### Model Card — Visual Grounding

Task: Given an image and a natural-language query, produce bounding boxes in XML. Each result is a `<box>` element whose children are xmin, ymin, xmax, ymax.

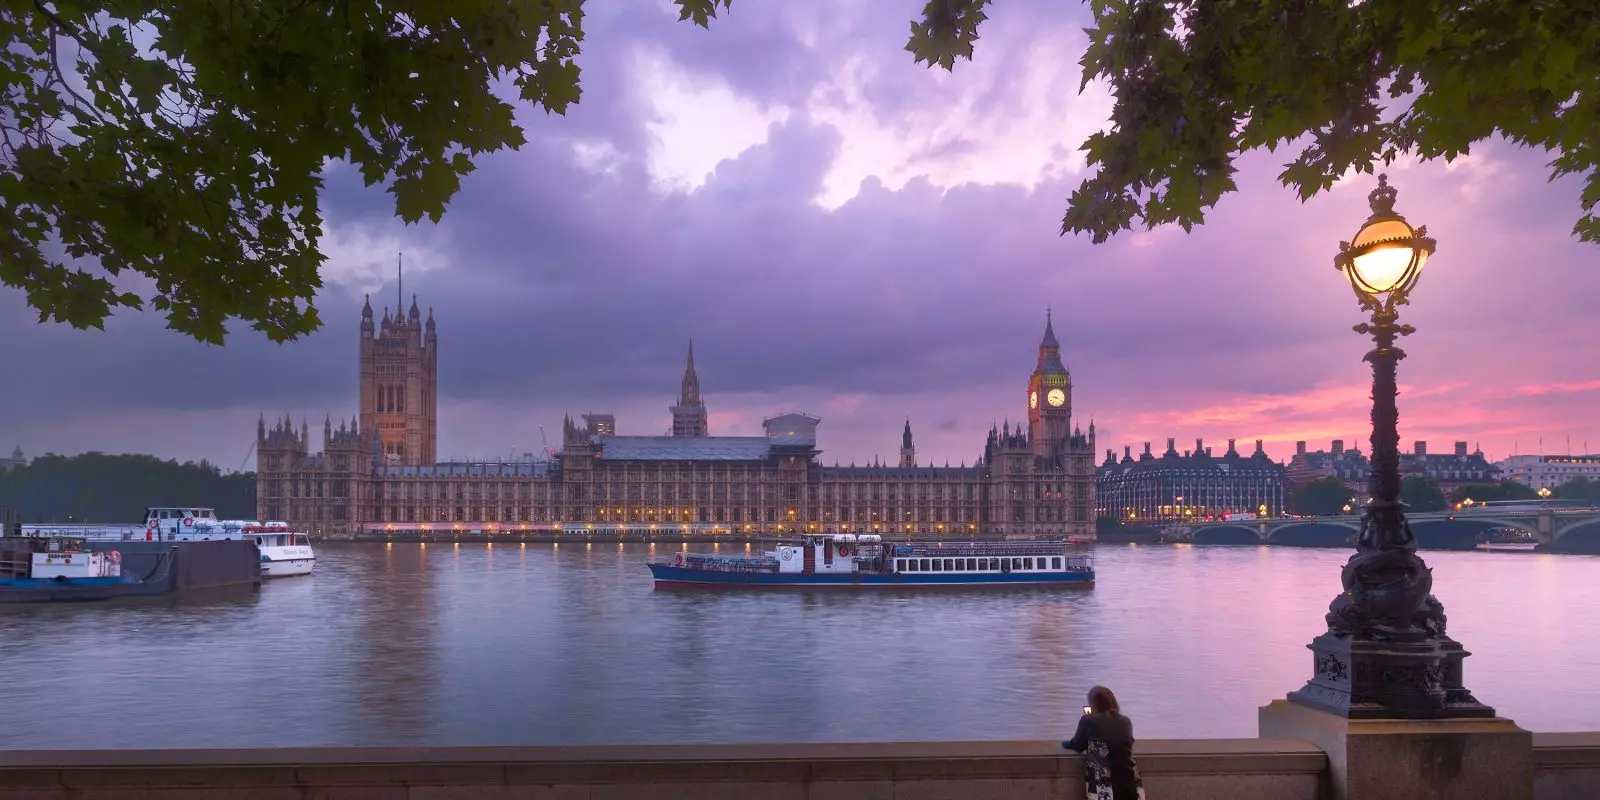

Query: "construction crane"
<box><xmin>237</xmin><ymin>439</ymin><xmax>257</xmax><ymax>473</ymax></box>
<box><xmin>537</xmin><ymin>425</ymin><xmax>558</xmax><ymax>459</ymax></box>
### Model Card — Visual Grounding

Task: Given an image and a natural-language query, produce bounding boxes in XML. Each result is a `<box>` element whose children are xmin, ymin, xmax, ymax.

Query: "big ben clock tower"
<box><xmin>1028</xmin><ymin>310</ymin><xmax>1072</xmax><ymax>460</ymax></box>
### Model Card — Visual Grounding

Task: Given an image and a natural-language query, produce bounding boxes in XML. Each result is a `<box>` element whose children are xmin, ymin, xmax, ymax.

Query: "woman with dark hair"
<box><xmin>1062</xmin><ymin>685</ymin><xmax>1144</xmax><ymax>800</ymax></box>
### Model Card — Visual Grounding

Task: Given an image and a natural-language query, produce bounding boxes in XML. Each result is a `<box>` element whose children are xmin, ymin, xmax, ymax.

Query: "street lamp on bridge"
<box><xmin>1283</xmin><ymin>174</ymin><xmax>1493</xmax><ymax>720</ymax></box>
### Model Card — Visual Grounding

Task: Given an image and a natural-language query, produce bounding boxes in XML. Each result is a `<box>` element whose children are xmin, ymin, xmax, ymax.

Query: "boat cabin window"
<box><xmin>919</xmin><ymin>558</ymin><xmax>930</xmax><ymax>571</ymax></box>
<box><xmin>1052</xmin><ymin>557</ymin><xmax>1062</xmax><ymax>570</ymax></box>
<box><xmin>292</xmin><ymin>535</ymin><xmax>308</xmax><ymax>546</ymax></box>
<box><xmin>1024</xmin><ymin>558</ymin><xmax>1033</xmax><ymax>569</ymax></box>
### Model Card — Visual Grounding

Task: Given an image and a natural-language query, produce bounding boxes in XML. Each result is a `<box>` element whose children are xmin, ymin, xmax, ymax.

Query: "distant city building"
<box><xmin>1286</xmin><ymin>439</ymin><xmax>1499</xmax><ymax>495</ymax></box>
<box><xmin>1096</xmin><ymin>438</ymin><xmax>1286</xmax><ymax>523</ymax></box>
<box><xmin>1497</xmin><ymin>454</ymin><xmax>1600</xmax><ymax>491</ymax></box>
<box><xmin>0</xmin><ymin>445</ymin><xmax>27</xmax><ymax>472</ymax></box>
<box><xmin>1401</xmin><ymin>441</ymin><xmax>1499</xmax><ymax>493</ymax></box>
<box><xmin>1286</xmin><ymin>440</ymin><xmax>1371</xmax><ymax>492</ymax></box>
<box><xmin>257</xmin><ymin>306</ymin><xmax>1097</xmax><ymax>539</ymax></box>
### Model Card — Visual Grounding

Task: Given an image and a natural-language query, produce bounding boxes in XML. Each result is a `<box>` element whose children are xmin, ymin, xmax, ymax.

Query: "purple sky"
<box><xmin>2</xmin><ymin>0</ymin><xmax>1596</xmax><ymax>470</ymax></box>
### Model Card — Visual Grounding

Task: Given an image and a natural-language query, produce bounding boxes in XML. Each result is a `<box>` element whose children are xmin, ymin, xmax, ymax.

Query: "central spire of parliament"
<box><xmin>670</xmin><ymin>340</ymin><xmax>709</xmax><ymax>437</ymax></box>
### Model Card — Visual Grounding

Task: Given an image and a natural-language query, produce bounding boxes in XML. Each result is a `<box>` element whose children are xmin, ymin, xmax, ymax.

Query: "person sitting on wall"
<box><xmin>1062</xmin><ymin>685</ymin><xmax>1144</xmax><ymax>800</ymax></box>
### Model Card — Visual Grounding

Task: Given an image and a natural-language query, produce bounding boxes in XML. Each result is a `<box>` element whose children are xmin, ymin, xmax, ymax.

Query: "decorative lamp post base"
<box><xmin>1284</xmin><ymin>502</ymin><xmax>1496</xmax><ymax>720</ymax></box>
<box><xmin>1287</xmin><ymin>633</ymin><xmax>1494</xmax><ymax>720</ymax></box>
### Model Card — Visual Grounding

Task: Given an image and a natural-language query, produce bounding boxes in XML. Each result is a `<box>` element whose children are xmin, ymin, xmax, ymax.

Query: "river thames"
<box><xmin>2</xmin><ymin>542</ymin><xmax>1597</xmax><ymax>748</ymax></box>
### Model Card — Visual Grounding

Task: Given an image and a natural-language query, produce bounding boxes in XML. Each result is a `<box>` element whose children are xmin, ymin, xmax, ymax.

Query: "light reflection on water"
<box><xmin>2</xmin><ymin>542</ymin><xmax>1598</xmax><ymax>748</ymax></box>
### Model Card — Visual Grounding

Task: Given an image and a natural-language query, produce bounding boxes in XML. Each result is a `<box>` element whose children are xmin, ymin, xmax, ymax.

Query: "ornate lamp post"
<box><xmin>1286</xmin><ymin>175</ymin><xmax>1494</xmax><ymax>720</ymax></box>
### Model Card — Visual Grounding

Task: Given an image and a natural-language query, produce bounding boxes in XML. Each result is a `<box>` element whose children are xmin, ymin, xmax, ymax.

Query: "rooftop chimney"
<box><xmin>1196</xmin><ymin>438</ymin><xmax>1205</xmax><ymax>455</ymax></box>
<box><xmin>1455</xmin><ymin>441</ymin><xmax>1468</xmax><ymax>457</ymax></box>
<box><xmin>1296</xmin><ymin>440</ymin><xmax>1307</xmax><ymax>456</ymax></box>
<box><xmin>1332</xmin><ymin>440</ymin><xmax>1345</xmax><ymax>455</ymax></box>
<box><xmin>1124</xmin><ymin>445</ymin><xmax>1133</xmax><ymax>461</ymax></box>
<box><xmin>1415</xmin><ymin>441</ymin><xmax>1427</xmax><ymax>456</ymax></box>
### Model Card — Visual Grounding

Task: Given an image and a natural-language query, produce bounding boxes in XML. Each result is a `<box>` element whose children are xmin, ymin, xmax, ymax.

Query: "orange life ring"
<box><xmin>109</xmin><ymin>551</ymin><xmax>122</xmax><ymax>564</ymax></box>
<box><xmin>183</xmin><ymin>517</ymin><xmax>194</xmax><ymax>527</ymax></box>
<box><xmin>837</xmin><ymin>543</ymin><xmax>853</xmax><ymax>557</ymax></box>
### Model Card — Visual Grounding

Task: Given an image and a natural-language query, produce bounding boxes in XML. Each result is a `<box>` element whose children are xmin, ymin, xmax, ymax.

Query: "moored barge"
<box><xmin>648</xmin><ymin>533</ymin><xmax>1094</xmax><ymax>589</ymax></box>
<box><xmin>0</xmin><ymin>536</ymin><xmax>141</xmax><ymax>603</ymax></box>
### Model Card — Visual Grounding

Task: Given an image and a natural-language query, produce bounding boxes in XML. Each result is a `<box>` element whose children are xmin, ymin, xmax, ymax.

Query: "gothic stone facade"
<box><xmin>257</xmin><ymin>307</ymin><xmax>1095</xmax><ymax>539</ymax></box>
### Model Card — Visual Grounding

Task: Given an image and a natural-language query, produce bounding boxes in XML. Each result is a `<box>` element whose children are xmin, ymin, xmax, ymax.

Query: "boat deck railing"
<box><xmin>672</xmin><ymin>554</ymin><xmax>780</xmax><ymax>573</ymax></box>
<box><xmin>892</xmin><ymin>541</ymin><xmax>1074</xmax><ymax>558</ymax></box>
<box><xmin>11</xmin><ymin>526</ymin><xmax>147</xmax><ymax>541</ymax></box>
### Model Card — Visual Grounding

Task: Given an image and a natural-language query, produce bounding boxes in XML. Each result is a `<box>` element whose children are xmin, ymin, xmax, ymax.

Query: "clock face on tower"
<box><xmin>1047</xmin><ymin>388</ymin><xmax>1066</xmax><ymax>407</ymax></box>
<box><xmin>1029</xmin><ymin>391</ymin><xmax>1038</xmax><ymax>409</ymax></box>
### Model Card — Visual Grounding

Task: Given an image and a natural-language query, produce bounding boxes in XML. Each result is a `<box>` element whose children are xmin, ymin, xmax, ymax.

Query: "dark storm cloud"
<box><xmin>1</xmin><ymin>0</ymin><xmax>1595</xmax><ymax>465</ymax></box>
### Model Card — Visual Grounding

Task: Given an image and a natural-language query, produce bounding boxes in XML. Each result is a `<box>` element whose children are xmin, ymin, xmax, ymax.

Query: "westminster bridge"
<box><xmin>1165</xmin><ymin>506</ymin><xmax>1600</xmax><ymax>551</ymax></box>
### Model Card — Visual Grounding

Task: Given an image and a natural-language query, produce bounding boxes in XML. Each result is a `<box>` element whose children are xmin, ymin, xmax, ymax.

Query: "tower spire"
<box><xmin>679</xmin><ymin>340</ymin><xmax>700</xmax><ymax>406</ymax></box>
<box><xmin>670</xmin><ymin>339</ymin><xmax>709</xmax><ymax>436</ymax></box>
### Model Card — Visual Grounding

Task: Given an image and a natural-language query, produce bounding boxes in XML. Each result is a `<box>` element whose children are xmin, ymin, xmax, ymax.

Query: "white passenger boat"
<box><xmin>18</xmin><ymin>507</ymin><xmax>315</xmax><ymax>578</ymax></box>
<box><xmin>243</xmin><ymin>529</ymin><xmax>316</xmax><ymax>577</ymax></box>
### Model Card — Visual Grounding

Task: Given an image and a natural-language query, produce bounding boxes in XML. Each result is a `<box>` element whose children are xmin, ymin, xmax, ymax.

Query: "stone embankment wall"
<box><xmin>0</xmin><ymin>735</ymin><xmax>1596</xmax><ymax>798</ymax></box>
<box><xmin>0</xmin><ymin>740</ymin><xmax>1322</xmax><ymax>799</ymax></box>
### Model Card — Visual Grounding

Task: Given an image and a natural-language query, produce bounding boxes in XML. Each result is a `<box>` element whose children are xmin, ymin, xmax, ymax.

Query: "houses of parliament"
<box><xmin>255</xmin><ymin>298</ymin><xmax>1097</xmax><ymax>539</ymax></box>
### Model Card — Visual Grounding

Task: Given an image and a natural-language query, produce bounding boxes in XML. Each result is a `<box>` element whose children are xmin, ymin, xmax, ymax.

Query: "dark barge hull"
<box><xmin>0</xmin><ymin>579</ymin><xmax>138</xmax><ymax>603</ymax></box>
<box><xmin>0</xmin><ymin>540</ymin><xmax>260</xmax><ymax>603</ymax></box>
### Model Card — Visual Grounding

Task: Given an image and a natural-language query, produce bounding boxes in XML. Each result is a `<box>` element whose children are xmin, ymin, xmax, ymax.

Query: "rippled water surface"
<box><xmin>3</xmin><ymin>542</ymin><xmax>1597</xmax><ymax>748</ymax></box>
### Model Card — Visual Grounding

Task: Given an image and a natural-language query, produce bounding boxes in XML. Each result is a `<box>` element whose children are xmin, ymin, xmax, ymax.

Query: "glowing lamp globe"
<box><xmin>1335</xmin><ymin>174</ymin><xmax>1435</xmax><ymax>302</ymax></box>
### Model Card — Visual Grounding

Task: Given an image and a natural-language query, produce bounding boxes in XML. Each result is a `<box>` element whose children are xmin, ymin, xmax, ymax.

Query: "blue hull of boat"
<box><xmin>0</xmin><ymin>576</ymin><xmax>139</xmax><ymax>604</ymax></box>
<box><xmin>648</xmin><ymin>564</ymin><xmax>1094</xmax><ymax>589</ymax></box>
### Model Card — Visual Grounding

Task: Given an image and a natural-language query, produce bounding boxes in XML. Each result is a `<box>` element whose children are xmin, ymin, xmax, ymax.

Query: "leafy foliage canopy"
<box><xmin>0</xmin><ymin>0</ymin><xmax>730</xmax><ymax>343</ymax></box>
<box><xmin>908</xmin><ymin>0</ymin><xmax>1600</xmax><ymax>243</ymax></box>
<box><xmin>0</xmin><ymin>451</ymin><xmax>255</xmax><ymax>522</ymax></box>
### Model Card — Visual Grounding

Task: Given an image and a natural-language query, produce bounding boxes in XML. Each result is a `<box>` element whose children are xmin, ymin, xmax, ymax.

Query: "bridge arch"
<box><xmin>1190</xmin><ymin>524</ymin><xmax>1260</xmax><ymax>545</ymax></box>
<box><xmin>1408</xmin><ymin>516</ymin><xmax>1535</xmax><ymax>550</ymax></box>
<box><xmin>1266</xmin><ymin>521</ymin><xmax>1356</xmax><ymax>548</ymax></box>
<box><xmin>1552</xmin><ymin>518</ymin><xmax>1600</xmax><ymax>554</ymax></box>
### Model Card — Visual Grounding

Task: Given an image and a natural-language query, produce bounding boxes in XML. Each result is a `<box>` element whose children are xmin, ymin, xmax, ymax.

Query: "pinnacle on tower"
<box><xmin>1035</xmin><ymin>309</ymin><xmax>1068</xmax><ymax>375</ymax></box>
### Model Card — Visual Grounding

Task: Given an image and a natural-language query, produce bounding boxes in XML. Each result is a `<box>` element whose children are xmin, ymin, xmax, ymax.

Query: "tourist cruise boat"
<box><xmin>647</xmin><ymin>534</ymin><xmax>1094</xmax><ymax>589</ymax></box>
<box><xmin>159</xmin><ymin>511</ymin><xmax>316</xmax><ymax>578</ymax></box>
